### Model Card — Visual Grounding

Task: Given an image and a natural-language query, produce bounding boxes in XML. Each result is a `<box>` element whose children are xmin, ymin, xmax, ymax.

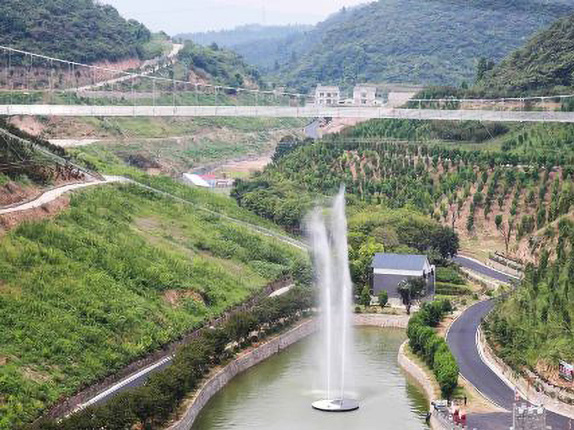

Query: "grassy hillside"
<box><xmin>476</xmin><ymin>13</ymin><xmax>574</xmax><ymax>96</ymax></box>
<box><xmin>0</xmin><ymin>180</ymin><xmax>306</xmax><ymax>429</ymax></box>
<box><xmin>0</xmin><ymin>0</ymin><xmax>152</xmax><ymax>63</ymax></box>
<box><xmin>70</xmin><ymin>119</ymin><xmax>305</xmax><ymax>177</ymax></box>
<box><xmin>250</xmin><ymin>0</ymin><xmax>574</xmax><ymax>91</ymax></box>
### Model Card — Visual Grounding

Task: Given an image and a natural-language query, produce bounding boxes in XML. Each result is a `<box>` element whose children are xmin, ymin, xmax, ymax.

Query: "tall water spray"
<box><xmin>308</xmin><ymin>188</ymin><xmax>358</xmax><ymax>412</ymax></box>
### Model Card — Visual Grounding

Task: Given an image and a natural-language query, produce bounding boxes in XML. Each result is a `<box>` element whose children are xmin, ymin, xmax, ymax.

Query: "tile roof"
<box><xmin>371</xmin><ymin>253</ymin><xmax>429</xmax><ymax>271</ymax></box>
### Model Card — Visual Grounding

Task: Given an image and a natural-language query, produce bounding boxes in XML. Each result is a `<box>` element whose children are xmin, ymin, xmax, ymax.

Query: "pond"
<box><xmin>192</xmin><ymin>327</ymin><xmax>430</xmax><ymax>430</ymax></box>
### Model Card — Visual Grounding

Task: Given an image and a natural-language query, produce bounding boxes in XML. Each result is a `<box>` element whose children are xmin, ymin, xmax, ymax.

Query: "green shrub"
<box><xmin>378</xmin><ymin>290</ymin><xmax>388</xmax><ymax>308</ymax></box>
<box><xmin>433</xmin><ymin>343</ymin><xmax>459</xmax><ymax>398</ymax></box>
<box><xmin>435</xmin><ymin>282</ymin><xmax>472</xmax><ymax>296</ymax></box>
<box><xmin>359</xmin><ymin>285</ymin><xmax>372</xmax><ymax>306</ymax></box>
<box><xmin>436</xmin><ymin>267</ymin><xmax>465</xmax><ymax>285</ymax></box>
<box><xmin>407</xmin><ymin>299</ymin><xmax>458</xmax><ymax>399</ymax></box>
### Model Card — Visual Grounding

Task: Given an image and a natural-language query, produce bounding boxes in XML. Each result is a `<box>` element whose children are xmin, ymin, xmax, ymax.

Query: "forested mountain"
<box><xmin>174</xmin><ymin>42</ymin><xmax>264</xmax><ymax>88</ymax></box>
<box><xmin>476</xmin><ymin>13</ymin><xmax>574</xmax><ymax>96</ymax></box>
<box><xmin>237</xmin><ymin>0</ymin><xmax>574</xmax><ymax>91</ymax></box>
<box><xmin>0</xmin><ymin>0</ymin><xmax>152</xmax><ymax>63</ymax></box>
<box><xmin>179</xmin><ymin>24</ymin><xmax>311</xmax><ymax>47</ymax></box>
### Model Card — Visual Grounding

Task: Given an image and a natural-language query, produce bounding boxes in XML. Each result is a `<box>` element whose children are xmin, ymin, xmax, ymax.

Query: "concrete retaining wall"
<box><xmin>353</xmin><ymin>313</ymin><xmax>409</xmax><ymax>328</ymax></box>
<box><xmin>398</xmin><ymin>341</ymin><xmax>438</xmax><ymax>402</ymax></box>
<box><xmin>397</xmin><ymin>341</ymin><xmax>463</xmax><ymax>430</ymax></box>
<box><xmin>486</xmin><ymin>259</ymin><xmax>522</xmax><ymax>278</ymax></box>
<box><xmin>460</xmin><ymin>267</ymin><xmax>502</xmax><ymax>290</ymax></box>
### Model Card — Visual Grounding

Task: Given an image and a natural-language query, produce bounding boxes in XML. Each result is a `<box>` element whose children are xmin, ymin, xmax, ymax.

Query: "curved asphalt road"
<box><xmin>453</xmin><ymin>255</ymin><xmax>517</xmax><ymax>284</ymax></box>
<box><xmin>449</xmin><ymin>256</ymin><xmax>570</xmax><ymax>430</ymax></box>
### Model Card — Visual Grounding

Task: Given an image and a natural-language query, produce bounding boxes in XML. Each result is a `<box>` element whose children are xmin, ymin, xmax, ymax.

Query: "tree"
<box><xmin>359</xmin><ymin>285</ymin><xmax>372</xmax><ymax>307</ymax></box>
<box><xmin>350</xmin><ymin>237</ymin><xmax>384</xmax><ymax>287</ymax></box>
<box><xmin>495</xmin><ymin>214</ymin><xmax>503</xmax><ymax>230</ymax></box>
<box><xmin>378</xmin><ymin>290</ymin><xmax>388</xmax><ymax>308</ymax></box>
<box><xmin>476</xmin><ymin>57</ymin><xmax>495</xmax><ymax>82</ymax></box>
<box><xmin>497</xmin><ymin>216</ymin><xmax>514</xmax><ymax>255</ymax></box>
<box><xmin>398</xmin><ymin>277</ymin><xmax>426</xmax><ymax>314</ymax></box>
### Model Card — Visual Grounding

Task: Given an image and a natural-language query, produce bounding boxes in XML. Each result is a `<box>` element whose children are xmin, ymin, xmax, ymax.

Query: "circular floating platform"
<box><xmin>312</xmin><ymin>398</ymin><xmax>359</xmax><ymax>412</ymax></box>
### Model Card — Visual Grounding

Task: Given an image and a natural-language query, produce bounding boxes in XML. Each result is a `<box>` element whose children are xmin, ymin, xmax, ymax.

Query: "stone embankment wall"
<box><xmin>398</xmin><ymin>342</ymin><xmax>457</xmax><ymax>430</ymax></box>
<box><xmin>486</xmin><ymin>259</ymin><xmax>522</xmax><ymax>278</ymax></box>
<box><xmin>478</xmin><ymin>327</ymin><xmax>574</xmax><ymax>420</ymax></box>
<box><xmin>167</xmin><ymin>319</ymin><xmax>318</xmax><ymax>430</ymax></box>
<box><xmin>460</xmin><ymin>268</ymin><xmax>502</xmax><ymax>290</ymax></box>
<box><xmin>354</xmin><ymin>313</ymin><xmax>409</xmax><ymax>328</ymax></box>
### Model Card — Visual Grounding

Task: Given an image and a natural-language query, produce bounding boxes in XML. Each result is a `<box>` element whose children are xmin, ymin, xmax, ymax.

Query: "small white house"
<box><xmin>353</xmin><ymin>85</ymin><xmax>378</xmax><ymax>106</ymax></box>
<box><xmin>314</xmin><ymin>85</ymin><xmax>341</xmax><ymax>106</ymax></box>
<box><xmin>371</xmin><ymin>253</ymin><xmax>435</xmax><ymax>299</ymax></box>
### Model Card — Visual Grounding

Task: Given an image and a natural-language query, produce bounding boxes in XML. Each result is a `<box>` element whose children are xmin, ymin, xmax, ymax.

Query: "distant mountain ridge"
<box><xmin>178</xmin><ymin>24</ymin><xmax>312</xmax><ymax>48</ymax></box>
<box><xmin>221</xmin><ymin>0</ymin><xmax>574</xmax><ymax>91</ymax></box>
<box><xmin>177</xmin><ymin>24</ymin><xmax>313</xmax><ymax>71</ymax></box>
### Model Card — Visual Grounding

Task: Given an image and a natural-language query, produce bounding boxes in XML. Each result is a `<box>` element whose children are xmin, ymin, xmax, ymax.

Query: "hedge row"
<box><xmin>24</xmin><ymin>286</ymin><xmax>315</xmax><ymax>430</ymax></box>
<box><xmin>407</xmin><ymin>300</ymin><xmax>459</xmax><ymax>398</ymax></box>
<box><xmin>435</xmin><ymin>267</ymin><xmax>465</xmax><ymax>285</ymax></box>
<box><xmin>489</xmin><ymin>253</ymin><xmax>523</xmax><ymax>272</ymax></box>
<box><xmin>435</xmin><ymin>282</ymin><xmax>472</xmax><ymax>296</ymax></box>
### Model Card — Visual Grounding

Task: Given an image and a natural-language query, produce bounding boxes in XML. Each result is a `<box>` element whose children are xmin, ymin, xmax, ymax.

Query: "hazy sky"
<box><xmin>103</xmin><ymin>0</ymin><xmax>371</xmax><ymax>34</ymax></box>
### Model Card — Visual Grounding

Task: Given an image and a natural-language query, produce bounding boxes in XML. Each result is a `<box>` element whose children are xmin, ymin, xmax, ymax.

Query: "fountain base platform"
<box><xmin>312</xmin><ymin>398</ymin><xmax>359</xmax><ymax>412</ymax></box>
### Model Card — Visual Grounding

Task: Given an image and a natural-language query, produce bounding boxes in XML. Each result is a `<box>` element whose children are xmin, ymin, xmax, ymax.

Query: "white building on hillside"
<box><xmin>353</xmin><ymin>85</ymin><xmax>378</xmax><ymax>106</ymax></box>
<box><xmin>314</xmin><ymin>85</ymin><xmax>341</xmax><ymax>106</ymax></box>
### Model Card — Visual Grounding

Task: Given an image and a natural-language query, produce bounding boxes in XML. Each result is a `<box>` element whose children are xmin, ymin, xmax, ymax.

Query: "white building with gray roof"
<box><xmin>371</xmin><ymin>253</ymin><xmax>435</xmax><ymax>299</ymax></box>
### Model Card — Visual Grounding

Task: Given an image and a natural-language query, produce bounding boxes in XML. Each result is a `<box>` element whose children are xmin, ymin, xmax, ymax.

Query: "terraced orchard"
<box><xmin>235</xmin><ymin>138</ymin><xmax>574</xmax><ymax>261</ymax></box>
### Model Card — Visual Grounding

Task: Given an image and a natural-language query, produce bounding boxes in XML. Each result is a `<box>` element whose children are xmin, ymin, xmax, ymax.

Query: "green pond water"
<box><xmin>192</xmin><ymin>327</ymin><xmax>430</xmax><ymax>430</ymax></box>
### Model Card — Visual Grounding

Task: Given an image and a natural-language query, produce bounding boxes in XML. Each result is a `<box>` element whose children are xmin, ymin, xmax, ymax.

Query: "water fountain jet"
<box><xmin>308</xmin><ymin>188</ymin><xmax>358</xmax><ymax>413</ymax></box>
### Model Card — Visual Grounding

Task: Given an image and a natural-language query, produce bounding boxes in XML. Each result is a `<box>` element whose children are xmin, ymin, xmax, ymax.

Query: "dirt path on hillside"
<box><xmin>0</xmin><ymin>177</ymin><xmax>125</xmax><ymax>216</ymax></box>
<box><xmin>0</xmin><ymin>177</ymin><xmax>128</xmax><ymax>234</ymax></box>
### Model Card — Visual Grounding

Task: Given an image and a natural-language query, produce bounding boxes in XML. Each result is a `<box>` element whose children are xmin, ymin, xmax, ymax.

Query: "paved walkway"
<box><xmin>0</xmin><ymin>177</ymin><xmax>126</xmax><ymax>215</ymax></box>
<box><xmin>3</xmin><ymin>105</ymin><xmax>574</xmax><ymax>122</ymax></box>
